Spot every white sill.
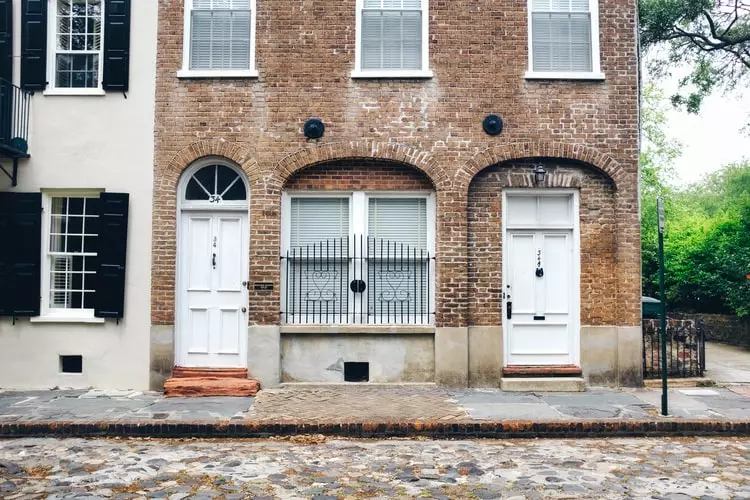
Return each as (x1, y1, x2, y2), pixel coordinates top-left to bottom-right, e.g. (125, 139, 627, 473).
(177, 69, 259, 79)
(351, 69, 434, 79)
(43, 88, 106, 96)
(525, 71, 606, 81)
(30, 316, 106, 324)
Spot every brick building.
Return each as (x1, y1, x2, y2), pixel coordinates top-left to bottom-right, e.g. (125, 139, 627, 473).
(150, 0, 642, 391)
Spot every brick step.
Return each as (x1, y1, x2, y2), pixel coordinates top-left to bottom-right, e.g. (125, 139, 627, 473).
(502, 365, 583, 378)
(164, 376, 260, 398)
(172, 366, 248, 379)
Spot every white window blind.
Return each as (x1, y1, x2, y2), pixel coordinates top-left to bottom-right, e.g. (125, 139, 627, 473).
(531, 0, 592, 72)
(190, 0, 252, 70)
(368, 197, 427, 250)
(289, 198, 350, 248)
(361, 0, 423, 71)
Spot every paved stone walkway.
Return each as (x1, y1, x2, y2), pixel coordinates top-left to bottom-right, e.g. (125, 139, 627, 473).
(0, 436, 749, 499)
(2, 386, 749, 423)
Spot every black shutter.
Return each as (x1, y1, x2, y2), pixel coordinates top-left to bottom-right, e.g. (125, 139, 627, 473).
(20, 0, 46, 90)
(94, 192, 129, 319)
(0, 192, 41, 317)
(102, 0, 130, 91)
(0, 0, 13, 83)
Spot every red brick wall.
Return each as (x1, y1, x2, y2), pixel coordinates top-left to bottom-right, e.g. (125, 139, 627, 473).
(153, 0, 640, 329)
(284, 160, 434, 191)
(468, 161, 616, 326)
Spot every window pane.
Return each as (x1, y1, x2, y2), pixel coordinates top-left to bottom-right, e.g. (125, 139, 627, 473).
(289, 198, 350, 249)
(532, 12, 591, 72)
(368, 198, 427, 250)
(191, 9, 252, 70)
(361, 10, 422, 70)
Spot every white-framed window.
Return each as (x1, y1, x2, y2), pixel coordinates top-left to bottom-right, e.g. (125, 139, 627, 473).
(281, 191, 435, 325)
(39, 191, 101, 320)
(46, 0, 105, 94)
(526, 0, 604, 80)
(353, 0, 432, 79)
(178, 0, 258, 78)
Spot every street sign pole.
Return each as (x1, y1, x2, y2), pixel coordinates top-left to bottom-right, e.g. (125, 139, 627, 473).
(657, 196, 668, 416)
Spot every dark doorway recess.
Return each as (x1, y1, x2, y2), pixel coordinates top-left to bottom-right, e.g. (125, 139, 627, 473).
(344, 362, 369, 382)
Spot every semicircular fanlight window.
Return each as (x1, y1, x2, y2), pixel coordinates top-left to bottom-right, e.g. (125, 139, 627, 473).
(185, 165, 247, 202)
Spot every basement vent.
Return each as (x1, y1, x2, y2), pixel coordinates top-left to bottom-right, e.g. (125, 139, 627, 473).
(344, 362, 369, 382)
(60, 355, 83, 374)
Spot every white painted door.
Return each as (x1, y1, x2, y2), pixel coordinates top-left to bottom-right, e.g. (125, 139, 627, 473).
(506, 229, 574, 365)
(179, 211, 248, 367)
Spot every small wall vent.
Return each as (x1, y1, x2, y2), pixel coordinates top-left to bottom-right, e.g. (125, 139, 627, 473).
(60, 355, 83, 374)
(344, 362, 369, 382)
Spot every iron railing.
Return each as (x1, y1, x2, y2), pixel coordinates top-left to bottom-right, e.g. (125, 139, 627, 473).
(281, 236, 434, 325)
(642, 318, 705, 379)
(0, 78, 31, 157)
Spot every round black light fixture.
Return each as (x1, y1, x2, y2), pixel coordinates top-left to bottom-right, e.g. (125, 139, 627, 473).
(304, 118, 325, 139)
(482, 114, 504, 136)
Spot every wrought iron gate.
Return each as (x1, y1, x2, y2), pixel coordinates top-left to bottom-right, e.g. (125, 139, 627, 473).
(281, 236, 434, 325)
(642, 318, 706, 378)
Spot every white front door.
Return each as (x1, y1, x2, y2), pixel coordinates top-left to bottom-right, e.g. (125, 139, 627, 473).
(179, 211, 248, 367)
(503, 192, 579, 366)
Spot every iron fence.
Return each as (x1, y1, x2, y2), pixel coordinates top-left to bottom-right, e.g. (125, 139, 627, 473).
(0, 78, 31, 156)
(281, 236, 434, 325)
(642, 318, 705, 378)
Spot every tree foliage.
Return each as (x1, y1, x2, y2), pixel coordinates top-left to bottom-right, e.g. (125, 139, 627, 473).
(640, 0, 750, 113)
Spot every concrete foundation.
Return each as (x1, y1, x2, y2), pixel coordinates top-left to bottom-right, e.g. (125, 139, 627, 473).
(580, 325, 643, 387)
(248, 326, 281, 388)
(468, 326, 502, 387)
(500, 377, 586, 392)
(149, 325, 175, 391)
(435, 327, 469, 387)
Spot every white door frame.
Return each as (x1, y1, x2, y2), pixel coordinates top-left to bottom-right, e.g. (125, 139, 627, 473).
(501, 189, 581, 366)
(175, 159, 250, 368)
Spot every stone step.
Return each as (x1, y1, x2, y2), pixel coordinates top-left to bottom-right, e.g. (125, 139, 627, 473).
(163, 377, 260, 397)
(500, 377, 585, 392)
(171, 367, 248, 379)
(502, 365, 583, 378)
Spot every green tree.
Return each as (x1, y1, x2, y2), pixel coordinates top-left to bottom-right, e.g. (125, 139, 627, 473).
(639, 0, 750, 113)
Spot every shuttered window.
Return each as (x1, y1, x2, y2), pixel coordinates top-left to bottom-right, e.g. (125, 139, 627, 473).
(52, 0, 103, 89)
(368, 198, 427, 251)
(530, 0, 593, 73)
(359, 0, 425, 72)
(188, 0, 253, 71)
(289, 197, 350, 249)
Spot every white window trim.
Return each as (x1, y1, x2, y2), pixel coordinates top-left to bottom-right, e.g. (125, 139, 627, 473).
(45, 0, 106, 95)
(525, 0, 604, 81)
(39, 189, 103, 322)
(180, 0, 258, 78)
(353, 0, 432, 79)
(280, 190, 436, 326)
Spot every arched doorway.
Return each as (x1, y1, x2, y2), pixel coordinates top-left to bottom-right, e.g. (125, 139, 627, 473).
(176, 158, 250, 368)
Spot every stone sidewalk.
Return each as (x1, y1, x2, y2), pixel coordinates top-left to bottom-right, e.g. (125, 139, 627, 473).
(0, 385, 748, 438)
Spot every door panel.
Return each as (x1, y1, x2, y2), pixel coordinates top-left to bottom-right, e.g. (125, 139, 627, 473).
(505, 193, 577, 366)
(180, 211, 248, 367)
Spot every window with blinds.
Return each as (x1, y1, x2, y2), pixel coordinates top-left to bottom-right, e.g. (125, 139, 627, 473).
(188, 0, 253, 71)
(360, 0, 424, 71)
(530, 0, 593, 73)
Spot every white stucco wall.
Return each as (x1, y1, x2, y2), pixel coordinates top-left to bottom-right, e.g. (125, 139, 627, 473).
(0, 1, 156, 390)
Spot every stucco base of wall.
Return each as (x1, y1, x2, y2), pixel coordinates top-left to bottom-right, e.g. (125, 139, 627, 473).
(468, 326, 502, 387)
(581, 326, 643, 387)
(149, 325, 175, 391)
(280, 333, 434, 383)
(248, 326, 281, 388)
(435, 327, 469, 387)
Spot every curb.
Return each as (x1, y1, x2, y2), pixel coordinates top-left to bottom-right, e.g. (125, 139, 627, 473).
(1, 420, 749, 439)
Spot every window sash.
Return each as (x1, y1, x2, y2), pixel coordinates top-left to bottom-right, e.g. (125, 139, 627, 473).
(358, 0, 425, 72)
(51, 0, 104, 89)
(188, 2, 253, 70)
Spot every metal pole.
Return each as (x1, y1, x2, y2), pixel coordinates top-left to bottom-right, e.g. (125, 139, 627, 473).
(657, 196, 668, 416)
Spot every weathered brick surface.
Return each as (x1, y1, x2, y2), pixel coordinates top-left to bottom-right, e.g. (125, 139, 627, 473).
(153, 0, 640, 330)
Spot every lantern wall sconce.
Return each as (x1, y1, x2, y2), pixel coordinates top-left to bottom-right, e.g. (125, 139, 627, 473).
(533, 164, 547, 185)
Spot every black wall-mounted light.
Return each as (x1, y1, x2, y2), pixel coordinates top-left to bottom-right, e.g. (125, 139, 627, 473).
(304, 118, 325, 139)
(482, 114, 504, 136)
(533, 164, 547, 185)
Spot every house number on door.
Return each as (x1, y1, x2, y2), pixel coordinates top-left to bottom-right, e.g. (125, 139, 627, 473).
(535, 249, 544, 277)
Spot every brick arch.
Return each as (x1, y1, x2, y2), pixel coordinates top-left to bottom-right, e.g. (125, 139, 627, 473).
(271, 140, 450, 190)
(158, 139, 261, 193)
(457, 141, 623, 192)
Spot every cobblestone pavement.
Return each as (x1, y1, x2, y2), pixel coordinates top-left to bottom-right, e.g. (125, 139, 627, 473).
(0, 437, 749, 499)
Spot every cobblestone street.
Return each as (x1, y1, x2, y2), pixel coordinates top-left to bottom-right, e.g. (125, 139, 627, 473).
(0, 437, 748, 499)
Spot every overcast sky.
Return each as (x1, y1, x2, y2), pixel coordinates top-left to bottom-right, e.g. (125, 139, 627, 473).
(654, 71, 750, 186)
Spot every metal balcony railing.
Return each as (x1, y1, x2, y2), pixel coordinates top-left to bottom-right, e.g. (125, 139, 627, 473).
(0, 78, 31, 158)
(281, 236, 435, 325)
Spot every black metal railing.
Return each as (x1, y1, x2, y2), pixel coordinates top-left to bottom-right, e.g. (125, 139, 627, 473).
(0, 78, 31, 156)
(642, 318, 706, 379)
(281, 236, 434, 325)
